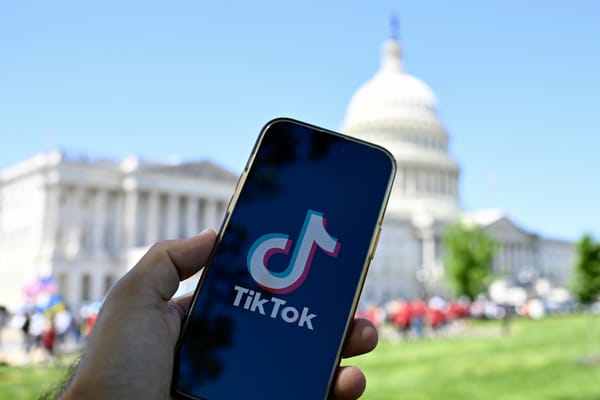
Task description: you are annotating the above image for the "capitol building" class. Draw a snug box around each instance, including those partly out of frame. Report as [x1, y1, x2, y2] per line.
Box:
[343, 35, 573, 303]
[0, 34, 574, 310]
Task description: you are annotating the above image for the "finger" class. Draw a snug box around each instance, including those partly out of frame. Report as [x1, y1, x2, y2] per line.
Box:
[330, 365, 366, 400]
[342, 318, 379, 358]
[125, 229, 217, 301]
[171, 293, 194, 314]
[159, 229, 217, 280]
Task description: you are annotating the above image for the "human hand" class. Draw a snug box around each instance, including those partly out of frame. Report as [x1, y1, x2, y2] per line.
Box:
[60, 230, 378, 400]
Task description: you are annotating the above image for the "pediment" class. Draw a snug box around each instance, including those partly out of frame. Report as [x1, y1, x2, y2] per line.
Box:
[483, 217, 534, 243]
[143, 160, 238, 182]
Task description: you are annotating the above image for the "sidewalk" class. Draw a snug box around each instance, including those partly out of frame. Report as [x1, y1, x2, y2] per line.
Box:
[0, 327, 81, 366]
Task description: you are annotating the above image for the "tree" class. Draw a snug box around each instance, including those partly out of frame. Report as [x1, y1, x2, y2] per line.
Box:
[571, 234, 600, 363]
[572, 234, 600, 305]
[443, 221, 496, 300]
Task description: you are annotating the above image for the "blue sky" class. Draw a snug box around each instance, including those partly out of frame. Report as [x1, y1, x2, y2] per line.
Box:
[1, 1, 598, 241]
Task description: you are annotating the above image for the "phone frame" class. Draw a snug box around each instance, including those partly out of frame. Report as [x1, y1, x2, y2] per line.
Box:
[172, 117, 396, 400]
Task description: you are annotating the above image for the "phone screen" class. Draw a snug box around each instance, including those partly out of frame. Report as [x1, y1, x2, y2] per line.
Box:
[172, 119, 395, 400]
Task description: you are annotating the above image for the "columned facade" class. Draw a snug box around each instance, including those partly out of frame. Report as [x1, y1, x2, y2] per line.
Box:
[0, 152, 237, 309]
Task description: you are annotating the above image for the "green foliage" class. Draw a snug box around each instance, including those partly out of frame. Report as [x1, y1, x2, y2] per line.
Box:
[572, 234, 600, 305]
[0, 363, 66, 400]
[443, 222, 496, 300]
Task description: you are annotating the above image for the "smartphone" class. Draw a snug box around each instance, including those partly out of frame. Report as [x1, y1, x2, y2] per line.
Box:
[172, 118, 396, 400]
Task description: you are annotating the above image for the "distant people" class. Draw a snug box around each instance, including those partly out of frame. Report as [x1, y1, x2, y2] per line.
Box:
[0, 305, 8, 347]
[358, 304, 386, 328]
[42, 315, 57, 361]
[426, 307, 445, 333]
[498, 303, 514, 336]
[427, 296, 447, 334]
[390, 300, 411, 338]
[83, 310, 98, 338]
[54, 308, 73, 352]
[21, 311, 36, 353]
[24, 310, 46, 356]
[409, 299, 427, 338]
[469, 297, 486, 319]
[445, 298, 470, 322]
[21, 311, 31, 349]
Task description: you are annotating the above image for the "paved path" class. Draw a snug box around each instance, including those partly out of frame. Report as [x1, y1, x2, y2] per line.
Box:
[0, 327, 81, 366]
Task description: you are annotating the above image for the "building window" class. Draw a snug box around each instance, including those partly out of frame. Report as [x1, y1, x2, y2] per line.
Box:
[82, 274, 91, 302]
[58, 272, 68, 299]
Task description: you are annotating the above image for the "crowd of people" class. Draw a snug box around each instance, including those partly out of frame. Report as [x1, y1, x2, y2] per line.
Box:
[355, 296, 516, 339]
[1, 291, 563, 366]
[0, 303, 100, 364]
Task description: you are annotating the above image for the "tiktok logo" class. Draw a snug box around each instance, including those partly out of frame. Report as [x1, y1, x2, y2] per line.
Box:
[247, 209, 341, 294]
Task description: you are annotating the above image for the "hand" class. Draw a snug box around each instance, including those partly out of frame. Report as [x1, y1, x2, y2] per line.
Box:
[61, 230, 378, 400]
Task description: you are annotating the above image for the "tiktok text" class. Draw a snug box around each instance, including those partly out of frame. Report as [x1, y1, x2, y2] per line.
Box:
[232, 285, 316, 330]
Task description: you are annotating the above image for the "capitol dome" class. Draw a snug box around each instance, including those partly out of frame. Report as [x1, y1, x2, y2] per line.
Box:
[343, 36, 460, 220]
[344, 39, 439, 130]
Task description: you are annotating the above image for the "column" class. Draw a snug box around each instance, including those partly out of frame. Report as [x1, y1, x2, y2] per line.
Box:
[65, 186, 84, 258]
[186, 195, 198, 237]
[442, 172, 448, 195]
[146, 191, 159, 244]
[204, 199, 218, 230]
[95, 269, 109, 301]
[397, 166, 405, 192]
[71, 271, 82, 308]
[406, 168, 415, 194]
[123, 185, 138, 249]
[452, 172, 458, 195]
[509, 244, 516, 277]
[421, 228, 436, 298]
[498, 244, 505, 274]
[166, 193, 178, 239]
[111, 191, 123, 252]
[40, 183, 60, 260]
[92, 189, 108, 254]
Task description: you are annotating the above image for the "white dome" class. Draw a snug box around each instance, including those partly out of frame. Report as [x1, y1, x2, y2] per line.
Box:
[342, 37, 460, 221]
[344, 39, 440, 131]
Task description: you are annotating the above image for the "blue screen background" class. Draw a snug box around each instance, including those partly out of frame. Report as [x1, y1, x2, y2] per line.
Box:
[173, 119, 395, 400]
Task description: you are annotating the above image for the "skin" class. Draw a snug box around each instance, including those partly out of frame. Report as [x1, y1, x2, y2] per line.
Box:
[58, 229, 378, 400]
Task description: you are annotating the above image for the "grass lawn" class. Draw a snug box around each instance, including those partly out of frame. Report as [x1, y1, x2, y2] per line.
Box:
[351, 314, 600, 399]
[0, 361, 69, 400]
[1, 314, 599, 399]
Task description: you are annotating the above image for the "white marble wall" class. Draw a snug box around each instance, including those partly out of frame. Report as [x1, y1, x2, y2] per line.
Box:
[0, 154, 236, 310]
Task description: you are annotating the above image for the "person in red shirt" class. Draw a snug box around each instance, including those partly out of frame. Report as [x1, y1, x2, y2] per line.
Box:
[390, 301, 411, 338]
[409, 300, 427, 338]
[42, 315, 56, 360]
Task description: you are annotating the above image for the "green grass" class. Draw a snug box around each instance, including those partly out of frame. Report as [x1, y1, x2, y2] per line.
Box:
[1, 315, 599, 399]
[352, 314, 600, 399]
[0, 362, 69, 400]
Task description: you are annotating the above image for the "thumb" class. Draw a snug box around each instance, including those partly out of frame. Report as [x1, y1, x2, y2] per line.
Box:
[120, 229, 217, 301]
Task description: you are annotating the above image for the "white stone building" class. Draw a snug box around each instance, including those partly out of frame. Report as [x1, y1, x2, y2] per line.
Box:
[0, 33, 575, 310]
[0, 152, 236, 309]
